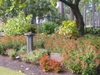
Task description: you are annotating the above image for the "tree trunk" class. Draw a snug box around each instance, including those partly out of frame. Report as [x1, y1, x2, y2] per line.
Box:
[83, 3, 86, 26]
[70, 8, 74, 20]
[92, 2, 95, 27]
[71, 5, 84, 37]
[59, 0, 84, 37]
[99, 12, 100, 27]
[31, 16, 36, 24]
[59, 1, 64, 19]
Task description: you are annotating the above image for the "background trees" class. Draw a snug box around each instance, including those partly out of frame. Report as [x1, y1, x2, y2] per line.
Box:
[0, 0, 100, 36]
[50, 0, 100, 37]
[0, 0, 59, 24]
[58, 0, 84, 37]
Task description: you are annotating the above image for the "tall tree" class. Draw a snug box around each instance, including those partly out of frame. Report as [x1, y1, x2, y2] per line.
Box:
[59, 0, 84, 37]
[50, 0, 100, 37]
[92, 2, 95, 26]
[83, 3, 86, 25]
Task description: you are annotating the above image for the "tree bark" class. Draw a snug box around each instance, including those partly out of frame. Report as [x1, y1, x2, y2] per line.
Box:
[71, 5, 84, 37]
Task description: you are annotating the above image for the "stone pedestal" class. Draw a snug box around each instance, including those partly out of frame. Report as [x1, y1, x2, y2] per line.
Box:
[25, 33, 35, 53]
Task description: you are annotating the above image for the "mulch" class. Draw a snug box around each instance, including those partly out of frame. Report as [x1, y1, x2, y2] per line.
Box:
[0, 55, 82, 75]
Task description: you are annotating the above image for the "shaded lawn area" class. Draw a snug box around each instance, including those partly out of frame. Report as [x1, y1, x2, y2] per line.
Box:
[0, 66, 25, 75]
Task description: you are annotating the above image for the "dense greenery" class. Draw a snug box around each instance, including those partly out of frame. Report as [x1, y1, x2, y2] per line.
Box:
[0, 30, 100, 75]
[34, 33, 100, 75]
[58, 20, 78, 38]
[0, 0, 100, 75]
[0, 35, 26, 55]
[3, 12, 36, 36]
[80, 34, 100, 49]
[0, 0, 59, 23]
[38, 21, 58, 34]
[21, 49, 49, 64]
[85, 28, 100, 34]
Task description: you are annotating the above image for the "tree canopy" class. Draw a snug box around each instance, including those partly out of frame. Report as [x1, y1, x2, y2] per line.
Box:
[0, 0, 58, 23]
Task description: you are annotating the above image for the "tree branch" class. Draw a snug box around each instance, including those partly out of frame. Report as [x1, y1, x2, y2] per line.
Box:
[59, 0, 73, 7]
[75, 0, 80, 5]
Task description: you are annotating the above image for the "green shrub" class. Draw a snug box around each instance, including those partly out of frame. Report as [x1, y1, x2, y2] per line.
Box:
[85, 27, 100, 34]
[80, 34, 100, 49]
[2, 40, 23, 53]
[62, 40, 100, 75]
[27, 24, 37, 33]
[0, 35, 26, 54]
[58, 20, 78, 38]
[21, 49, 50, 64]
[0, 28, 4, 32]
[3, 12, 36, 36]
[34, 33, 46, 49]
[0, 23, 5, 32]
[18, 45, 27, 55]
[44, 33, 67, 53]
[7, 49, 18, 59]
[0, 43, 3, 54]
[4, 42, 15, 50]
[38, 21, 58, 34]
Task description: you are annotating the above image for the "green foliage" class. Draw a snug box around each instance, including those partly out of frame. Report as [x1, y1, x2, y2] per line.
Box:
[38, 21, 58, 34]
[4, 42, 15, 50]
[2, 40, 23, 53]
[85, 27, 100, 34]
[0, 43, 3, 54]
[62, 40, 100, 75]
[3, 12, 36, 36]
[0, 0, 59, 23]
[7, 49, 17, 59]
[18, 45, 27, 55]
[34, 34, 46, 49]
[21, 49, 49, 64]
[13, 41, 23, 51]
[0, 0, 23, 22]
[80, 34, 100, 49]
[0, 28, 4, 32]
[36, 33, 99, 75]
[58, 20, 78, 38]
[0, 35, 26, 54]
[44, 33, 65, 53]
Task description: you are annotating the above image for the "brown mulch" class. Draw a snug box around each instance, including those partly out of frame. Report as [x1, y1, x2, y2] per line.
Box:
[0, 55, 100, 75]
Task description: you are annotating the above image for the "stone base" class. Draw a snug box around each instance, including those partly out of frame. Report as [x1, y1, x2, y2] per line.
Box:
[50, 53, 62, 62]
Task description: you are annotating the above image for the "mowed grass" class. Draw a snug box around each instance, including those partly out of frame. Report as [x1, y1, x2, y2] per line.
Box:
[0, 66, 25, 75]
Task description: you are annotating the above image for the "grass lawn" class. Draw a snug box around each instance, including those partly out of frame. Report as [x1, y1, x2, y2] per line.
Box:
[0, 66, 25, 75]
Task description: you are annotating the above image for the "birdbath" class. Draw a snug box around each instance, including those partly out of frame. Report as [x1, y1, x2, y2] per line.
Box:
[25, 32, 35, 53]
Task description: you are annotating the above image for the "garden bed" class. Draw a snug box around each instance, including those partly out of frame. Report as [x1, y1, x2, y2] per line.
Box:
[0, 55, 82, 75]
